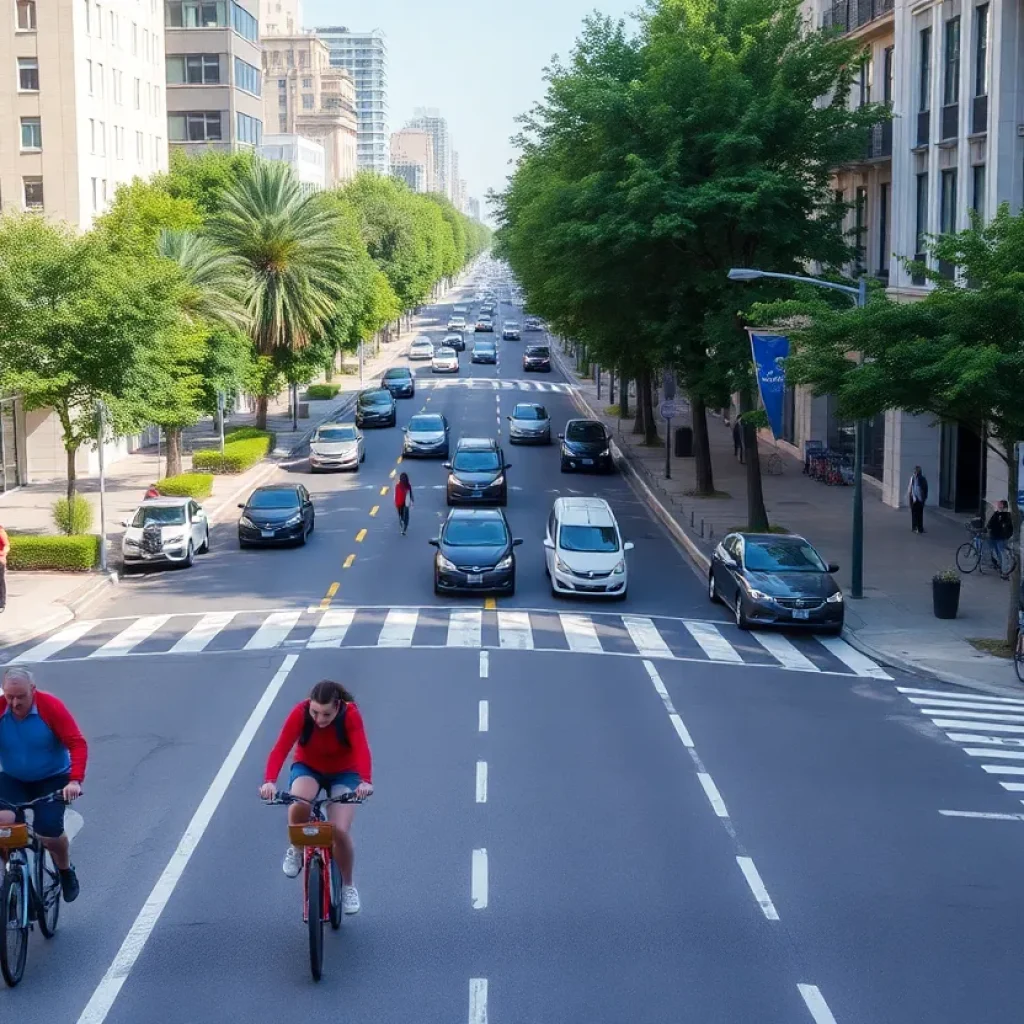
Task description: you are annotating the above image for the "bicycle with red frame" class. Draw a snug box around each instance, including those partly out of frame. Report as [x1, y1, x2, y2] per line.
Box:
[264, 790, 366, 981]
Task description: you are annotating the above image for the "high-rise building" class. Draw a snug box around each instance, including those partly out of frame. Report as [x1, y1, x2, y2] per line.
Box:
[259, 133, 325, 192]
[390, 129, 434, 192]
[450, 148, 460, 205]
[0, 0, 168, 227]
[406, 107, 450, 199]
[315, 27, 389, 175]
[260, 32, 357, 186]
[468, 197, 481, 221]
[260, 0, 302, 35]
[165, 0, 264, 153]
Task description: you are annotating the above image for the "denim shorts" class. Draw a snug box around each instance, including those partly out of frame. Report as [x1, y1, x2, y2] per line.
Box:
[289, 763, 361, 797]
[0, 772, 69, 838]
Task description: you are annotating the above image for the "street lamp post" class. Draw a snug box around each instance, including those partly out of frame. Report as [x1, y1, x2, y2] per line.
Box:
[727, 268, 868, 599]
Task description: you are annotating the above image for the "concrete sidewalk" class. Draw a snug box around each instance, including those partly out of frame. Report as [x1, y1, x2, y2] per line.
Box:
[553, 342, 1021, 695]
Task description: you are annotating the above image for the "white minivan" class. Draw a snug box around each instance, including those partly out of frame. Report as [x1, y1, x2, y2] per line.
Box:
[544, 496, 633, 598]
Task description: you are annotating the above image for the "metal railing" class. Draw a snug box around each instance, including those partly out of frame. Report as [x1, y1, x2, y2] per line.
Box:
[822, 0, 893, 32]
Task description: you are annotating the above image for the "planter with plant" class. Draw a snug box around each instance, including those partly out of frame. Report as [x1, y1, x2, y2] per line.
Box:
[932, 569, 961, 619]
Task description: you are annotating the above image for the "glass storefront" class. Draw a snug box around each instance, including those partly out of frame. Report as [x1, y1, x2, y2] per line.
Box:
[0, 395, 25, 492]
[826, 395, 885, 480]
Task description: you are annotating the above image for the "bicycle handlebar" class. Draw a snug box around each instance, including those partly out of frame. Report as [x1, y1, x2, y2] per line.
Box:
[0, 790, 67, 813]
[264, 791, 367, 807]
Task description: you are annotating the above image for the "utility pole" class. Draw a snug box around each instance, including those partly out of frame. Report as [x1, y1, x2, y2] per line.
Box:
[95, 400, 108, 573]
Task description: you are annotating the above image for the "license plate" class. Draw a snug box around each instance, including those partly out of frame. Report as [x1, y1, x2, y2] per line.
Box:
[467, 573, 484, 584]
[793, 609, 810, 620]
[582, 458, 594, 466]
[261, 529, 274, 538]
[472, 490, 483, 497]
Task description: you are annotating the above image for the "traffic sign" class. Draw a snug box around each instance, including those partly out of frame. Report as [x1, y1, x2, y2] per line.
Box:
[660, 400, 683, 420]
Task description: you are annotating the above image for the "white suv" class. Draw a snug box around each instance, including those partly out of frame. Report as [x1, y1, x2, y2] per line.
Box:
[544, 497, 633, 598]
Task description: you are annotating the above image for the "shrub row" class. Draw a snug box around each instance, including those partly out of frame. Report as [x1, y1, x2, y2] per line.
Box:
[8, 534, 99, 571]
[153, 472, 214, 500]
[306, 383, 340, 400]
[193, 429, 274, 474]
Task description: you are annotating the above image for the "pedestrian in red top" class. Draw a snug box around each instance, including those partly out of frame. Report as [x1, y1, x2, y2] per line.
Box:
[0, 522, 9, 612]
[394, 471, 414, 535]
[260, 680, 373, 914]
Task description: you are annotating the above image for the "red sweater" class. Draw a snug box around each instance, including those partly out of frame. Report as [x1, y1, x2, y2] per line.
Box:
[0, 691, 88, 782]
[264, 700, 372, 784]
[394, 480, 412, 509]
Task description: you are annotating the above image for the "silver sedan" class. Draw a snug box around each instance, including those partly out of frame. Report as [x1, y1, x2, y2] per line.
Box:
[507, 402, 551, 444]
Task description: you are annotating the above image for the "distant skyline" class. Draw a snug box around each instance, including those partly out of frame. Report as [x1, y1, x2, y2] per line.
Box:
[305, 0, 638, 218]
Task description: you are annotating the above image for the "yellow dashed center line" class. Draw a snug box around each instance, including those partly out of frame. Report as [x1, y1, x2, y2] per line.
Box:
[319, 581, 340, 610]
[396, 455, 403, 464]
[389, 469, 396, 479]
[355, 528, 367, 542]
[343, 554, 356, 569]
[369, 505, 379, 517]
[380, 486, 389, 496]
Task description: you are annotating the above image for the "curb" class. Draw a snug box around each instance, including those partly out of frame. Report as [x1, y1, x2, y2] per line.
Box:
[0, 571, 117, 652]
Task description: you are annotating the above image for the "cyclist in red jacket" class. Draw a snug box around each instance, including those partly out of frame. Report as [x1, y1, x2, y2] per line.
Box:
[260, 680, 373, 914]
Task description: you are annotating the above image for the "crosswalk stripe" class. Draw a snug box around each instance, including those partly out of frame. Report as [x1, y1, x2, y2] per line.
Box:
[684, 621, 743, 663]
[947, 733, 1024, 747]
[559, 613, 603, 654]
[497, 610, 533, 649]
[243, 611, 301, 650]
[920, 708, 1024, 723]
[378, 609, 418, 647]
[308, 608, 356, 648]
[10, 620, 101, 663]
[621, 616, 672, 659]
[933, 719, 1024, 734]
[170, 612, 236, 654]
[448, 609, 483, 648]
[964, 748, 1024, 759]
[92, 615, 170, 658]
[1000, 782, 1024, 791]
[980, 764, 1024, 774]
[817, 636, 892, 678]
[898, 686, 1024, 706]
[751, 632, 819, 672]
[907, 697, 1024, 713]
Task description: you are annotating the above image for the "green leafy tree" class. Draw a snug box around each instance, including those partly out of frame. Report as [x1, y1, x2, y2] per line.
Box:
[162, 148, 257, 218]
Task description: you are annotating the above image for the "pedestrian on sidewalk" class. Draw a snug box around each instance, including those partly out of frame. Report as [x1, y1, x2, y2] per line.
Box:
[0, 523, 8, 613]
[987, 499, 1013, 571]
[732, 418, 745, 464]
[395, 472, 414, 536]
[907, 465, 929, 533]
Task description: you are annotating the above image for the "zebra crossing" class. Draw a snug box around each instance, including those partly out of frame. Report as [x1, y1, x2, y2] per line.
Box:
[416, 378, 573, 393]
[899, 685, 1024, 802]
[2, 606, 891, 677]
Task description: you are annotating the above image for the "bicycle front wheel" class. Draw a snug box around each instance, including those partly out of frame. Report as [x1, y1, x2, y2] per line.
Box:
[0, 863, 29, 987]
[955, 542, 980, 574]
[1015, 635, 1024, 684]
[34, 848, 61, 939]
[307, 855, 325, 982]
[329, 859, 342, 931]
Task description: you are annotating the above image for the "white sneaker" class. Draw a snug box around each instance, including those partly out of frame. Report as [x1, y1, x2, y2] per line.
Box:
[342, 884, 361, 914]
[282, 845, 301, 878]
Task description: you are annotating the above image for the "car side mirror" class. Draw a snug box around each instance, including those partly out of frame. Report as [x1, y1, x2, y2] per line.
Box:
[828, 562, 840, 573]
[506, 415, 512, 421]
[543, 537, 554, 549]
[442, 462, 452, 470]
[623, 541, 634, 552]
[194, 509, 206, 519]
[237, 503, 245, 509]
[557, 433, 564, 440]
[121, 518, 131, 528]
[512, 538, 524, 547]
[402, 426, 408, 432]
[428, 539, 439, 547]
[503, 463, 511, 470]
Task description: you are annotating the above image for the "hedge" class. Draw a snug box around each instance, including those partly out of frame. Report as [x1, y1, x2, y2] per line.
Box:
[193, 429, 274, 474]
[153, 472, 214, 500]
[306, 383, 340, 400]
[8, 534, 99, 571]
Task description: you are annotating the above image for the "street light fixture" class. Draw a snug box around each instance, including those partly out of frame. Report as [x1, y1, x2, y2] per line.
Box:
[727, 267, 868, 599]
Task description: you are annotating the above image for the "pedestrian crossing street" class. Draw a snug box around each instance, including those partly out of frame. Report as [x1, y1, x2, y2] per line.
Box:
[3, 605, 891, 677]
[416, 377, 573, 393]
[899, 685, 1024, 803]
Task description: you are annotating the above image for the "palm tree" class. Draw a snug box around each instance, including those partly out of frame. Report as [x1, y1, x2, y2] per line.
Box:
[206, 159, 349, 428]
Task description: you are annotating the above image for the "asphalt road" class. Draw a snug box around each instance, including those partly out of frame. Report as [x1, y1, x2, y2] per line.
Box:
[4, 264, 1024, 1023]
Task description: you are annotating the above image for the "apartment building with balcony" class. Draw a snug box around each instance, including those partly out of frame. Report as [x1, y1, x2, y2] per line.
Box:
[164, 0, 263, 153]
[390, 128, 434, 192]
[406, 107, 451, 200]
[260, 31, 357, 186]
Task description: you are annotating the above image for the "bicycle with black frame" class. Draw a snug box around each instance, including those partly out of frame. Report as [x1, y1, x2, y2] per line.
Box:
[956, 517, 1018, 579]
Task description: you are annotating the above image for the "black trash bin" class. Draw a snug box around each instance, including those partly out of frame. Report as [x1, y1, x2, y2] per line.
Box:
[674, 426, 693, 457]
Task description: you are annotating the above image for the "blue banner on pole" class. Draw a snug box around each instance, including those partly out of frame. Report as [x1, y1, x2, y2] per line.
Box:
[748, 331, 790, 439]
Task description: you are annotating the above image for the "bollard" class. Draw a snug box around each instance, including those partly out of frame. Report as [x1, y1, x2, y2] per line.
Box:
[690, 510, 695, 527]
[709, 526, 714, 542]
[700, 519, 705, 538]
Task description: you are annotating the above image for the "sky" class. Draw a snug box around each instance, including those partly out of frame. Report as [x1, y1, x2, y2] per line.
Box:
[304, 0, 638, 219]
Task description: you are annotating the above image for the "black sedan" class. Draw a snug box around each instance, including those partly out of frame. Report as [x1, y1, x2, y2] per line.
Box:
[708, 532, 844, 634]
[522, 344, 551, 372]
[354, 387, 397, 428]
[443, 332, 466, 352]
[381, 367, 415, 398]
[445, 439, 510, 506]
[559, 419, 612, 473]
[471, 340, 497, 364]
[238, 484, 315, 548]
[430, 507, 522, 595]
[402, 413, 450, 458]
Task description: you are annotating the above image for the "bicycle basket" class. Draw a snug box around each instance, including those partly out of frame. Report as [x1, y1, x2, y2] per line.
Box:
[968, 516, 984, 532]
[0, 824, 30, 849]
[288, 822, 334, 847]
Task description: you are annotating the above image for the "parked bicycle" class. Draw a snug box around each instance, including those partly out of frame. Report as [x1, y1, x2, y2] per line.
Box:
[955, 518, 1018, 580]
[264, 791, 366, 981]
[0, 792, 64, 987]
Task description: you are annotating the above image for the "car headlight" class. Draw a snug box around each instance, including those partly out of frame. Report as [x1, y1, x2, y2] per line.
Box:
[599, 448, 610, 458]
[488, 475, 505, 489]
[239, 516, 255, 529]
[743, 582, 771, 600]
[123, 539, 140, 550]
[283, 513, 302, 527]
[555, 557, 571, 573]
[826, 591, 844, 604]
[437, 554, 457, 571]
[612, 559, 625, 575]
[496, 555, 513, 570]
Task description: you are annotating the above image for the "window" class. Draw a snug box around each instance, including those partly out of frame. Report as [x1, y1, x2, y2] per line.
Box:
[858, 57, 873, 107]
[91, 177, 98, 211]
[168, 111, 222, 142]
[97, 63, 104, 99]
[301, 76, 311, 88]
[113, 69, 122, 104]
[944, 17, 961, 107]
[919, 26, 932, 112]
[975, 4, 989, 96]
[97, 121, 106, 155]
[278, 77, 287, 89]
[878, 182, 890, 277]
[132, 22, 138, 54]
[85, 0, 90, 30]
[236, 111, 261, 145]
[302, 93, 313, 110]
[115, 125, 124, 158]
[854, 186, 868, 273]
[940, 168, 957, 233]
[134, 77, 141, 108]
[19, 116, 41, 150]
[233, 56, 261, 95]
[109, 10, 117, 43]
[165, 1, 227, 27]
[972, 164, 986, 221]
[915, 172, 929, 254]
[95, 3, 101, 36]
[136, 130, 144, 161]
[883, 46, 894, 104]
[17, 57, 39, 91]
[23, 177, 43, 209]
[279, 114, 287, 131]
[87, 59, 94, 95]
[16, 1, 36, 30]
[154, 136, 162, 162]
[167, 53, 220, 84]
[230, 2, 257, 41]
[89, 118, 96, 152]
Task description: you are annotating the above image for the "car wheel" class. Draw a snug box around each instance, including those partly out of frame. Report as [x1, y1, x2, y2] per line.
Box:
[560, 460, 570, 472]
[544, 560, 550, 578]
[360, 450, 366, 463]
[506, 575, 516, 597]
[121, 562, 137, 576]
[613, 587, 628, 602]
[822, 624, 843, 637]
[199, 527, 210, 555]
[390, 414, 397, 427]
[433, 573, 442, 596]
[708, 571, 720, 604]
[734, 594, 750, 630]
[183, 542, 194, 569]
[238, 536, 248, 549]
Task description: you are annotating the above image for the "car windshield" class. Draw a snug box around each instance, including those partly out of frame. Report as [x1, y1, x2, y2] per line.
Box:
[559, 524, 620, 553]
[512, 405, 546, 420]
[475, 342, 495, 351]
[453, 451, 500, 472]
[526, 346, 549, 356]
[505, 322, 520, 328]
[567, 422, 606, 442]
[132, 506, 186, 527]
[314, 427, 357, 442]
[435, 348, 455, 357]
[744, 540, 828, 573]
[361, 391, 391, 405]
[444, 519, 508, 546]
[248, 490, 299, 510]
[409, 416, 444, 432]
[384, 369, 411, 379]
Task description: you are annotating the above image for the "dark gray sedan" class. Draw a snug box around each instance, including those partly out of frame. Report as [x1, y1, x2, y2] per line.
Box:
[507, 403, 551, 444]
[430, 507, 522, 596]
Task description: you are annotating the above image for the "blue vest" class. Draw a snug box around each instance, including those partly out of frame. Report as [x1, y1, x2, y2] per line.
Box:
[0, 705, 71, 782]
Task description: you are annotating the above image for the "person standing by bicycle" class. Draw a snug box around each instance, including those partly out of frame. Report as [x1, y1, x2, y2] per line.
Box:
[0, 667, 86, 902]
[395, 471, 414, 536]
[987, 500, 1013, 572]
[260, 680, 373, 914]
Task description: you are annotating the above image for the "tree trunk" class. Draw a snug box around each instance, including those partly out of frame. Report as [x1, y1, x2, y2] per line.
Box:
[325, 358, 334, 382]
[642, 368, 659, 446]
[740, 387, 770, 531]
[1005, 441, 1020, 645]
[165, 427, 183, 478]
[632, 376, 645, 435]
[690, 395, 715, 495]
[619, 368, 630, 419]
[255, 395, 269, 431]
[65, 447, 77, 508]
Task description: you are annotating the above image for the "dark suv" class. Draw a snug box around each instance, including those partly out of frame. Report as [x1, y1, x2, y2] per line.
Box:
[444, 437, 510, 506]
[559, 419, 612, 473]
[381, 366, 415, 398]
